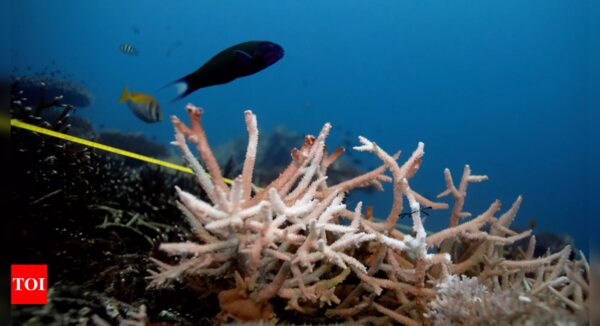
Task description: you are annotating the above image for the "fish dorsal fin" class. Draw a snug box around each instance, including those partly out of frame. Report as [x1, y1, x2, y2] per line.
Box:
[234, 50, 253, 63]
[119, 86, 130, 103]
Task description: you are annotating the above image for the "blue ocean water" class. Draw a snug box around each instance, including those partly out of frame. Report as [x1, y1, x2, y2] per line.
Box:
[10, 0, 595, 252]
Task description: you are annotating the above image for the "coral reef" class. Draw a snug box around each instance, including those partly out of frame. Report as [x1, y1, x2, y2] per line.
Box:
[149, 104, 589, 325]
[9, 88, 215, 325]
[213, 125, 367, 188]
[11, 75, 94, 108]
[426, 274, 587, 325]
[10, 79, 588, 325]
[98, 130, 172, 167]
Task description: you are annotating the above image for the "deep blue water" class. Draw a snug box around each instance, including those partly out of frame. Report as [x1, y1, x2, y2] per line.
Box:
[10, 1, 596, 252]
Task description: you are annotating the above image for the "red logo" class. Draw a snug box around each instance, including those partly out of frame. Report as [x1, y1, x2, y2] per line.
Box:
[11, 265, 48, 304]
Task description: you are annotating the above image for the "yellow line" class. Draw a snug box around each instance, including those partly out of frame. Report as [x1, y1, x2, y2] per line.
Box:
[10, 119, 235, 184]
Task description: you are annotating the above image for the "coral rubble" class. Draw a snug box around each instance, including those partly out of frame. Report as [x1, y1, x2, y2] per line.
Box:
[149, 104, 589, 325]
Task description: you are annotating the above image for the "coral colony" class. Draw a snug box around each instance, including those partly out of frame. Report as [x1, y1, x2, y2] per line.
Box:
[148, 104, 589, 325]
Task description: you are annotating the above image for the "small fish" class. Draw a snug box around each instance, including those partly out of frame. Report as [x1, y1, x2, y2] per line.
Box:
[119, 43, 139, 56]
[399, 206, 432, 220]
[118, 86, 162, 123]
[164, 41, 284, 101]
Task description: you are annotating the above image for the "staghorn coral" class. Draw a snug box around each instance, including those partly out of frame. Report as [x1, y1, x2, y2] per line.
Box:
[212, 125, 369, 188]
[149, 103, 589, 325]
[425, 275, 585, 325]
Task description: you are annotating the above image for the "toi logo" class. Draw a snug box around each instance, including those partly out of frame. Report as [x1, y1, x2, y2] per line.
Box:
[11, 265, 48, 304]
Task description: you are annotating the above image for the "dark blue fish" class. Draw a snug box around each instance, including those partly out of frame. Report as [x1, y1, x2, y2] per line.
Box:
[166, 41, 284, 101]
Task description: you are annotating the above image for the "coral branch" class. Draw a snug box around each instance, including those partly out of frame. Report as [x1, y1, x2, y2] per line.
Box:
[147, 104, 587, 325]
[241, 110, 258, 203]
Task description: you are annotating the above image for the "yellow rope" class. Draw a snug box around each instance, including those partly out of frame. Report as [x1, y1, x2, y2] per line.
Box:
[10, 119, 234, 184]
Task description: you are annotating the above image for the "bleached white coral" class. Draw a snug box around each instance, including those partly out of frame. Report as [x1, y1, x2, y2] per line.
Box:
[426, 275, 583, 325]
[146, 103, 588, 325]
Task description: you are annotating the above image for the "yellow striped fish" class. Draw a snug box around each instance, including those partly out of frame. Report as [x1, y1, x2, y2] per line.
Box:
[119, 86, 162, 123]
[119, 43, 139, 56]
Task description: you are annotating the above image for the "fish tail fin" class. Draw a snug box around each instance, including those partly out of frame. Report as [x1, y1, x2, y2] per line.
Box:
[158, 75, 196, 103]
[119, 86, 130, 103]
[171, 81, 191, 103]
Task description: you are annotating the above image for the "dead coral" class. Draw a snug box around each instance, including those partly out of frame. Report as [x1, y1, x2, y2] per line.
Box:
[212, 125, 367, 188]
[149, 104, 589, 325]
[425, 274, 586, 325]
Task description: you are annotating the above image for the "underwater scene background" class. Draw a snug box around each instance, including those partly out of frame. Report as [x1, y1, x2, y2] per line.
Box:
[8, 0, 597, 325]
[11, 0, 592, 249]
